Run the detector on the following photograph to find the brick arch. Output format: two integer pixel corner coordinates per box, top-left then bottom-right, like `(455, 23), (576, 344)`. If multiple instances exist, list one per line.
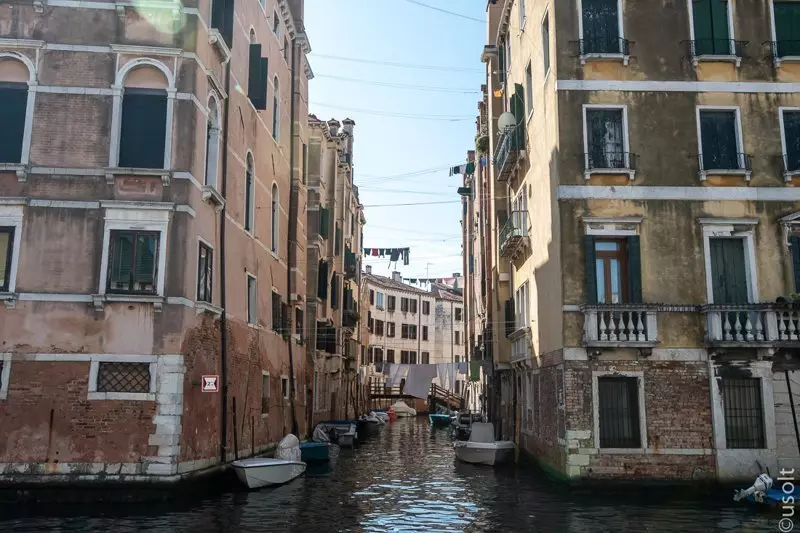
(0, 52), (36, 84)
(115, 58), (174, 89)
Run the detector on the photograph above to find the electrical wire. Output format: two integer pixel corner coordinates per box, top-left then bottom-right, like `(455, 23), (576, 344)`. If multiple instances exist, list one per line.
(310, 102), (473, 121)
(361, 200), (461, 207)
(309, 53), (483, 73)
(313, 73), (479, 94)
(400, 0), (485, 23)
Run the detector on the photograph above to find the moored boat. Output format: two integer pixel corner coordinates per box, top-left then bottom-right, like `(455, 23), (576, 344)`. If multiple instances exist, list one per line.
(299, 441), (331, 463)
(453, 422), (515, 466)
(391, 401), (417, 417)
(429, 413), (451, 427)
(314, 421), (358, 448)
(232, 458), (307, 489)
(734, 473), (799, 508)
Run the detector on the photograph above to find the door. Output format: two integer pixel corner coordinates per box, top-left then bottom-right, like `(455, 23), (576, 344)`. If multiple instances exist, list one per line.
(709, 238), (748, 304)
(692, 0), (731, 55)
(582, 0), (620, 54)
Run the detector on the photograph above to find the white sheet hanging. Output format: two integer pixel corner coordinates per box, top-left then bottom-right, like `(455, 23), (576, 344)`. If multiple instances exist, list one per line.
(404, 364), (438, 399)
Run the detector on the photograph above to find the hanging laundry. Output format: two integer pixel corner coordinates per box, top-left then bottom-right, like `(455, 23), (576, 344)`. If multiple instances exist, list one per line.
(457, 362), (469, 375)
(389, 248), (400, 262)
(371, 248), (379, 256)
(388, 364), (407, 388)
(470, 360), (481, 382)
(436, 364), (450, 390)
(449, 164), (466, 176)
(404, 364), (437, 399)
(379, 248), (386, 258)
(363, 248), (369, 256)
(403, 248), (410, 266)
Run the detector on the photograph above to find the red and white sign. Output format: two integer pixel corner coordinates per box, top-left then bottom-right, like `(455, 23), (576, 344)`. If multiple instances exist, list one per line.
(202, 375), (219, 392)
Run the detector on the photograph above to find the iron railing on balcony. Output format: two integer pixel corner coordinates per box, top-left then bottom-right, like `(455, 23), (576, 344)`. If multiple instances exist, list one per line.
(766, 40), (800, 60)
(499, 210), (529, 258)
(582, 304), (658, 346)
(577, 37), (631, 56)
(584, 150), (636, 172)
(685, 39), (748, 59)
(494, 124), (524, 182)
(697, 152), (752, 174)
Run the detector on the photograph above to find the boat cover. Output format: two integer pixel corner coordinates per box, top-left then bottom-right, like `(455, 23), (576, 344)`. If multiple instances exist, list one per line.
(469, 422), (495, 443)
(275, 434), (301, 463)
(391, 401), (417, 416)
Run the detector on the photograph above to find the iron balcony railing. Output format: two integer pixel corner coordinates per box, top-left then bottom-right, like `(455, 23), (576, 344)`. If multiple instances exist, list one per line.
(577, 37), (631, 56)
(697, 152), (752, 173)
(499, 210), (528, 257)
(685, 39), (748, 59)
(766, 40), (800, 60)
(584, 150), (636, 172)
(493, 124), (524, 182)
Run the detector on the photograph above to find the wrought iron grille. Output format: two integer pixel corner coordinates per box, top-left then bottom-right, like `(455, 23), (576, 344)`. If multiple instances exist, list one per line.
(721, 378), (765, 449)
(597, 376), (641, 448)
(97, 362), (151, 393)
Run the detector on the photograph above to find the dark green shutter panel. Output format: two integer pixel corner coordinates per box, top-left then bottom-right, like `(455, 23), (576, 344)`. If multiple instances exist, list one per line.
(0, 84), (27, 164)
(331, 274), (339, 309)
(785, 111), (800, 171)
(317, 260), (328, 299)
(248, 44), (266, 110)
(497, 44), (505, 85)
(791, 236), (800, 292)
(692, 0), (713, 54)
(511, 84), (526, 149)
(582, 0), (620, 53)
(135, 234), (157, 285)
(775, 3), (800, 57)
(700, 111), (737, 169)
(119, 89), (167, 169)
(212, 0), (235, 48)
(259, 57), (269, 106)
(584, 235), (598, 304)
(110, 233), (134, 288)
(710, 0), (730, 53)
(627, 236), (642, 303)
(709, 238), (748, 304)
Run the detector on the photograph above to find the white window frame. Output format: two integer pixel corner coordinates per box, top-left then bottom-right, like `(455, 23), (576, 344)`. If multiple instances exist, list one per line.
(576, 0), (628, 65)
(202, 92), (223, 203)
(0, 353), (11, 400)
(519, 0), (527, 30)
(524, 60), (533, 122)
(281, 375), (290, 400)
(88, 355), (158, 401)
(698, 218), (759, 304)
(272, 9), (281, 39)
(779, 106), (800, 182)
(686, 0), (740, 66)
(272, 76), (280, 142)
(376, 291), (385, 309)
(0, 204), (24, 296)
(196, 236), (214, 305)
(0, 52), (37, 174)
(261, 370), (270, 418)
(581, 104), (634, 180)
(542, 10), (551, 79)
(246, 272), (257, 325)
(695, 105), (750, 180)
(769, 0), (800, 67)
(97, 204), (172, 299)
(592, 370), (647, 452)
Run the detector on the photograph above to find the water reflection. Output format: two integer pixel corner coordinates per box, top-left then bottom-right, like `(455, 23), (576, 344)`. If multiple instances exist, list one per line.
(0, 418), (776, 532)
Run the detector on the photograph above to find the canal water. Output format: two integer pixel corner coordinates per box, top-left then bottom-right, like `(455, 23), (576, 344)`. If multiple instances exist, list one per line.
(0, 418), (777, 532)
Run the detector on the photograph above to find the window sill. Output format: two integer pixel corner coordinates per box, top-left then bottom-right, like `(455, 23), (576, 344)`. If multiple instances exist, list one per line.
(93, 294), (165, 312)
(584, 168), (636, 181)
(0, 292), (18, 309)
(784, 170), (800, 183)
(775, 56), (800, 68)
(88, 392), (155, 401)
(0, 163), (28, 182)
(508, 327), (530, 342)
(208, 29), (232, 63)
(106, 167), (172, 186)
(201, 185), (225, 210)
(697, 168), (751, 181)
(691, 54), (741, 68)
(269, 250), (280, 261)
(580, 53), (630, 66)
(195, 300), (223, 317)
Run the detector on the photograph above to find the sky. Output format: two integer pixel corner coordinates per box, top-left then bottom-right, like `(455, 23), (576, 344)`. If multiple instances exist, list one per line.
(303, 0), (486, 283)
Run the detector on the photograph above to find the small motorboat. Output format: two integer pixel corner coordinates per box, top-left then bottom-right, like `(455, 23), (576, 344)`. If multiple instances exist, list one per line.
(232, 434), (306, 489)
(391, 400), (417, 417)
(735, 472), (799, 508)
(451, 411), (480, 441)
(360, 413), (384, 436)
(429, 413), (451, 427)
(314, 421), (358, 448)
(453, 422), (515, 466)
(372, 410), (390, 424)
(299, 441), (332, 463)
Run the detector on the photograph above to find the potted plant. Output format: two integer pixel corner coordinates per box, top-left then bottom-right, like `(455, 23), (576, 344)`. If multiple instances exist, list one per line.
(475, 134), (489, 154)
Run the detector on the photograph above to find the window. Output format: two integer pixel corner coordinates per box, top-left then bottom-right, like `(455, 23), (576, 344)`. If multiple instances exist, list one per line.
(709, 237), (749, 305)
(119, 87), (167, 169)
(525, 62), (533, 118)
(375, 319), (384, 337)
(247, 274), (257, 325)
(301, 143), (308, 185)
(107, 231), (159, 294)
(272, 76), (280, 141)
(585, 235), (642, 304)
(387, 322), (396, 338)
(96, 362), (151, 393)
(318, 259), (328, 300)
(331, 273), (339, 309)
(335, 223), (342, 256)
(584, 107), (629, 170)
(691, 0), (732, 56)
(455, 331), (460, 345)
(698, 109), (746, 172)
(376, 292), (385, 309)
(261, 372), (270, 414)
(248, 43), (268, 110)
(514, 282), (530, 330)
(0, 227), (15, 292)
(721, 377), (765, 449)
(781, 109), (800, 174)
(388, 295), (396, 311)
(284, 37), (290, 63)
(281, 376), (289, 400)
(197, 242), (213, 303)
(422, 326), (428, 341)
(271, 184), (279, 253)
(272, 10), (281, 37)
(542, 13), (551, 75)
(401, 297), (409, 312)
(422, 300), (429, 315)
(370, 289), (375, 305)
(400, 351), (409, 364)
(295, 307), (303, 337)
(421, 352), (430, 364)
(410, 299), (418, 314)
(773, 2), (800, 58)
(409, 351), (417, 364)
(455, 307), (463, 321)
(581, 0), (623, 54)
(519, 0), (526, 27)
(386, 349), (395, 363)
(205, 96), (221, 188)
(410, 325), (417, 340)
(245, 153), (255, 231)
(401, 324), (409, 339)
(0, 81), (28, 164)
(597, 376), (641, 448)
(455, 380), (461, 395)
(373, 347), (384, 364)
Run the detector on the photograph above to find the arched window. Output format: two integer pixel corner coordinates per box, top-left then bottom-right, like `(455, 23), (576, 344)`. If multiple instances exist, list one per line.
(271, 183), (279, 253)
(205, 96), (221, 188)
(118, 63), (169, 169)
(245, 153), (254, 232)
(272, 76), (280, 141)
(0, 55), (33, 164)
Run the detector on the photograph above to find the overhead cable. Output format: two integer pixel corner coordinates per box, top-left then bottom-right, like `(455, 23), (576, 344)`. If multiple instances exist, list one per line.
(400, 0), (484, 23)
(310, 102), (473, 121)
(309, 53), (483, 73)
(313, 73), (479, 94)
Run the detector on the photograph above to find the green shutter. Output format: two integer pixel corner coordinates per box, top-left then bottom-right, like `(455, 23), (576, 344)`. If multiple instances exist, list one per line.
(709, 238), (748, 304)
(497, 44), (505, 85)
(317, 260), (328, 299)
(109, 233), (134, 289)
(0, 84), (27, 164)
(775, 3), (800, 57)
(710, 0), (730, 52)
(785, 111), (800, 170)
(692, 0), (713, 54)
(248, 44), (267, 110)
(791, 236), (800, 293)
(700, 111), (737, 169)
(134, 234), (157, 286)
(627, 236), (642, 303)
(584, 236), (598, 304)
(119, 89), (167, 169)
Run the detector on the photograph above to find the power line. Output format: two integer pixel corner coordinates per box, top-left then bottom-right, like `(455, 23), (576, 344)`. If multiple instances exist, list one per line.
(310, 102), (473, 121)
(313, 73), (479, 94)
(362, 200), (461, 207)
(309, 53), (483, 73)
(401, 0), (485, 23)
(365, 224), (460, 237)
(359, 185), (458, 196)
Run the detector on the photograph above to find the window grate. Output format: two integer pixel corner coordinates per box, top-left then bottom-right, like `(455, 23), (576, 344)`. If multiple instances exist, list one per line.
(97, 362), (151, 393)
(598, 376), (641, 448)
(722, 378), (765, 449)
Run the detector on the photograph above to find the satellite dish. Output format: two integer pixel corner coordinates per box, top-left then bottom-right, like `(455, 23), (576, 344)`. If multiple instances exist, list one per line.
(498, 112), (517, 130)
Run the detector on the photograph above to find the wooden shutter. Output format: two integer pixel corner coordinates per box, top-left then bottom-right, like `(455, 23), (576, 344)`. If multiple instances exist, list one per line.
(700, 111), (737, 169)
(317, 260), (328, 299)
(775, 3), (800, 56)
(790, 236), (800, 292)
(134, 234), (157, 289)
(709, 238), (748, 304)
(497, 44), (505, 85)
(109, 233), (134, 290)
(212, 0), (235, 48)
(627, 236), (642, 303)
(331, 273), (339, 309)
(0, 84), (27, 164)
(709, 0), (730, 52)
(785, 111), (800, 170)
(119, 89), (167, 169)
(584, 235), (598, 304)
(504, 298), (515, 337)
(248, 44), (267, 110)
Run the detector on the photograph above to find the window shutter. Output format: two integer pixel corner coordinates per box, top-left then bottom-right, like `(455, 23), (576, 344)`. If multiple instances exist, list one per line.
(317, 260), (328, 299)
(775, 3), (800, 56)
(259, 57), (269, 107)
(584, 235), (598, 304)
(0, 84), (27, 164)
(627, 236), (642, 303)
(709, 0), (730, 46)
(785, 111), (800, 170)
(497, 44), (506, 84)
(134, 234), (157, 286)
(791, 236), (800, 292)
(248, 44), (267, 110)
(119, 89), (167, 169)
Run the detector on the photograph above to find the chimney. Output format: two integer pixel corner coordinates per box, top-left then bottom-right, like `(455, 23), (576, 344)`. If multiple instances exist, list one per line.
(342, 117), (355, 136)
(327, 119), (340, 136)
(365, 265), (372, 275)
(453, 272), (461, 278)
(392, 271), (402, 283)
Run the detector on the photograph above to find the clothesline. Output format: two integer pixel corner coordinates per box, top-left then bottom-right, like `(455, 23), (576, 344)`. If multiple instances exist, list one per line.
(359, 361), (488, 398)
(363, 247), (410, 266)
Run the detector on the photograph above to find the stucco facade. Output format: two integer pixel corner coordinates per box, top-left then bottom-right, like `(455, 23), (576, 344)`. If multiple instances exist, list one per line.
(0, 0), (312, 482)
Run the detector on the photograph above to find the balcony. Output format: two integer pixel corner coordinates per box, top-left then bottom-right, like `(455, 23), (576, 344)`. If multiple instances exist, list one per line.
(499, 210), (529, 259)
(582, 304), (659, 349)
(783, 151), (800, 182)
(576, 37), (631, 65)
(685, 39), (748, 67)
(697, 152), (752, 181)
(494, 124), (524, 182)
(702, 304), (800, 348)
(584, 150), (637, 181)
(766, 40), (800, 68)
(343, 309), (359, 329)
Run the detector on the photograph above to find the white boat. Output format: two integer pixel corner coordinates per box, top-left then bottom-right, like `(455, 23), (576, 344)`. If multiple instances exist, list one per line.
(391, 400), (417, 417)
(453, 422), (515, 466)
(231, 457), (306, 488)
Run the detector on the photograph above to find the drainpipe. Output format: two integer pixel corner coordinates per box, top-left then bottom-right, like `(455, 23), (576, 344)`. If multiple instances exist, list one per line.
(219, 58), (231, 465)
(286, 36), (299, 437)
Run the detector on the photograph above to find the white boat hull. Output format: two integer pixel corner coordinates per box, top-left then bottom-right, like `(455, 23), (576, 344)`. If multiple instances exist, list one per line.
(232, 458), (306, 489)
(453, 441), (515, 466)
